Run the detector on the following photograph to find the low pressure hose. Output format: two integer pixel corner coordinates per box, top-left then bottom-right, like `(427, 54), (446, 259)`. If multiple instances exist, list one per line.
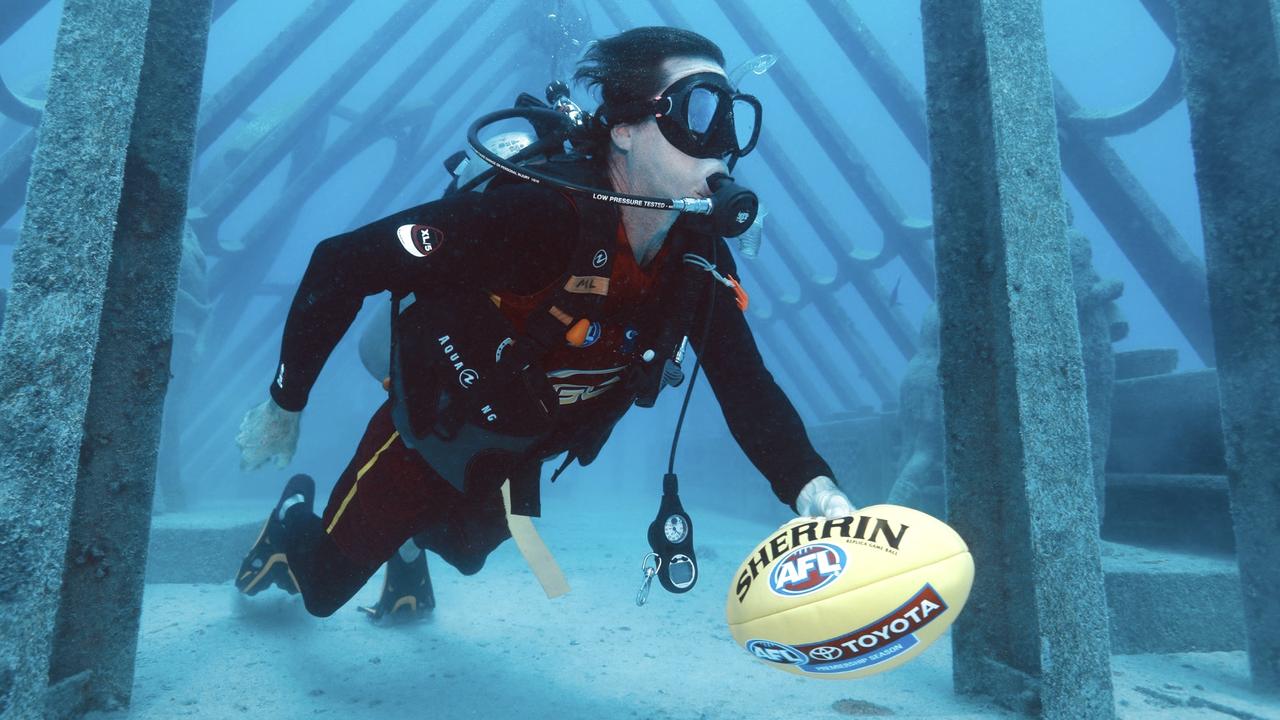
(467, 108), (759, 237)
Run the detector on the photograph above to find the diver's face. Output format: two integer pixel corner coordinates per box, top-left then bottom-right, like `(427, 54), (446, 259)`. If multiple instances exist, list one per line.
(614, 56), (730, 200)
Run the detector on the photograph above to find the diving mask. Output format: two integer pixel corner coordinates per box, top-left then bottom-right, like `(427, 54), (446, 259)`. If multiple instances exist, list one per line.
(605, 72), (762, 160)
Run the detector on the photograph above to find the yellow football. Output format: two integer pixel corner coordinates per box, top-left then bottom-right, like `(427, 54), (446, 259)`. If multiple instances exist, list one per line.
(725, 504), (974, 679)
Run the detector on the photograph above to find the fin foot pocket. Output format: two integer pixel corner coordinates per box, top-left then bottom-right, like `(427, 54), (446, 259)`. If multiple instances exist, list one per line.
(359, 549), (435, 623)
(234, 474), (315, 596)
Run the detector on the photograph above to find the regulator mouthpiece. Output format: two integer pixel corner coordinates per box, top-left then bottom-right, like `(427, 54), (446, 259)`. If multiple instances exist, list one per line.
(707, 173), (758, 238)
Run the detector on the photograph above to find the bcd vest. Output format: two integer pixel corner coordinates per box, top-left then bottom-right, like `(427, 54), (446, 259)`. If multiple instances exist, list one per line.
(388, 162), (718, 515)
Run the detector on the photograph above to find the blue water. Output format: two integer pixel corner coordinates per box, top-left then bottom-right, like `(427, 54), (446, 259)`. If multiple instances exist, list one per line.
(1, 1), (1273, 718)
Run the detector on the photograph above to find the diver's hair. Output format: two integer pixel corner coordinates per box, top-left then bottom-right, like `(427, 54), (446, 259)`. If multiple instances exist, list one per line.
(574, 26), (725, 115)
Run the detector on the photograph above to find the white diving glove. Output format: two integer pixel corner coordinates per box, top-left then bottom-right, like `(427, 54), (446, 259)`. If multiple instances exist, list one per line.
(795, 476), (856, 519)
(236, 398), (301, 471)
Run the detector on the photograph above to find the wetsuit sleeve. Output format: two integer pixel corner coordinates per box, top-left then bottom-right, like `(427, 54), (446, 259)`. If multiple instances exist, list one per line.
(268, 184), (577, 412)
(690, 253), (836, 511)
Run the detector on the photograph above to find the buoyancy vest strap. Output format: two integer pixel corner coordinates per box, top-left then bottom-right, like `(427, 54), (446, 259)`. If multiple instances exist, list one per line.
(522, 199), (618, 350)
(625, 231), (711, 408)
(501, 478), (570, 599)
(548, 453), (574, 483)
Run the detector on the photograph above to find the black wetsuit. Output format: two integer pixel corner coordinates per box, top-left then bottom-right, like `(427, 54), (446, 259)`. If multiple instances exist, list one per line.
(267, 181), (834, 615)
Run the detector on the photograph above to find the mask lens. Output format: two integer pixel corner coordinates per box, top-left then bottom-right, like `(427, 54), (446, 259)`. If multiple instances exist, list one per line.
(732, 98), (759, 154)
(686, 87), (720, 136)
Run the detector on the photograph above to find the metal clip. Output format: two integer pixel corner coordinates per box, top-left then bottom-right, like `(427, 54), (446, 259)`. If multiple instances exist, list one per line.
(682, 253), (735, 288)
(636, 552), (661, 606)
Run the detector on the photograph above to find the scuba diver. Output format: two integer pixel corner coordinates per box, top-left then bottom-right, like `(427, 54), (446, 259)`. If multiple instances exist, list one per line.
(233, 26), (855, 620)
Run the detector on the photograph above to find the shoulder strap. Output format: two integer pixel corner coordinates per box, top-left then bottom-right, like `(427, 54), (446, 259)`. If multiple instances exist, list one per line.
(521, 196), (618, 352)
(626, 229), (716, 408)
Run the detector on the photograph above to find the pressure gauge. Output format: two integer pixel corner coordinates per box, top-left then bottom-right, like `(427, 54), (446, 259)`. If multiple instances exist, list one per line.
(664, 514), (688, 543)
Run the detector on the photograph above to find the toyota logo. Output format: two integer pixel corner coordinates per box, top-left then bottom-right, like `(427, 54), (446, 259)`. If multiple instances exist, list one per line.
(808, 646), (842, 662)
(458, 369), (479, 388)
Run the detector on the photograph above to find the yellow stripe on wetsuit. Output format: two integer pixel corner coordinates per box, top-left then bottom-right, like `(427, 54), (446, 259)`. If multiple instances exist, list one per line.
(325, 431), (400, 534)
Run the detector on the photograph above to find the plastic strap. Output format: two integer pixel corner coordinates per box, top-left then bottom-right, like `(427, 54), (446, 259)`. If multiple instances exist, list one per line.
(501, 479), (570, 599)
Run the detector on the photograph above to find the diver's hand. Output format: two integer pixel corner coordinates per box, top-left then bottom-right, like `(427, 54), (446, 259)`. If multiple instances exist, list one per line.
(235, 398), (301, 471)
(795, 476), (856, 519)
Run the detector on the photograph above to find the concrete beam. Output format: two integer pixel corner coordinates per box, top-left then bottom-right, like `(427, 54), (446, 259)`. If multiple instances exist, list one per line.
(1173, 0), (1280, 693)
(0, 0), (211, 714)
(922, 1), (1115, 716)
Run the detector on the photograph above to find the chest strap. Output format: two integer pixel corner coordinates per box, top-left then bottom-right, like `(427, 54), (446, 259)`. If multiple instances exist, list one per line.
(520, 197), (618, 352)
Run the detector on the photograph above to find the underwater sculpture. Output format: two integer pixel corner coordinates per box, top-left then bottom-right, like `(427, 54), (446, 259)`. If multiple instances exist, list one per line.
(888, 227), (1127, 525)
(887, 303), (945, 517)
(154, 223), (212, 512)
(1068, 227), (1127, 525)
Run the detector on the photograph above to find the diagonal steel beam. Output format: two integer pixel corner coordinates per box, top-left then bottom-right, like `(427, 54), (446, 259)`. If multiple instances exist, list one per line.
(2, 0), (339, 227)
(766, 221), (898, 405)
(197, 0), (354, 155)
(806, 0), (930, 161)
(193, 61), (519, 392)
(188, 0), (439, 250)
(383, 36), (537, 214)
(598, 0), (912, 407)
(710, 0), (936, 297)
(732, 260), (860, 407)
(212, 0), (238, 22)
(0, 128), (36, 224)
(0, 72), (42, 126)
(0, 0), (52, 45)
(636, 0), (917, 360)
(744, 265), (852, 418)
(199, 22), (514, 380)
(181, 299), (292, 475)
(806, 0), (1213, 364)
(1138, 0), (1178, 41)
(742, 220), (901, 408)
(734, 168), (898, 405)
(755, 132), (918, 358)
(1055, 81), (1214, 364)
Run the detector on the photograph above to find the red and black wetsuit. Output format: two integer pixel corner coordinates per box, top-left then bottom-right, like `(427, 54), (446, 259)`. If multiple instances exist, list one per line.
(268, 181), (834, 616)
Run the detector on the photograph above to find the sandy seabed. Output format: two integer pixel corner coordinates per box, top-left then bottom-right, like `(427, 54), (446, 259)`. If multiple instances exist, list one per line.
(86, 506), (1276, 720)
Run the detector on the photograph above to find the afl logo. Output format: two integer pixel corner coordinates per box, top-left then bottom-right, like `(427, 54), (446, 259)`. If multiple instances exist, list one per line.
(397, 224), (445, 258)
(592, 249), (608, 268)
(769, 543), (846, 597)
(458, 368), (479, 388)
(746, 639), (805, 665)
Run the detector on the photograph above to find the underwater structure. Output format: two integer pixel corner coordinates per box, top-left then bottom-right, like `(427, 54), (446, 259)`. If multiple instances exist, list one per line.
(0, 0), (1276, 718)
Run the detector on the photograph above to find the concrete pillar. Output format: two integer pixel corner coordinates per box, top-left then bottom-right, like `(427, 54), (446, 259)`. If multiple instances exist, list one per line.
(1173, 0), (1280, 693)
(921, 1), (1115, 717)
(0, 0), (211, 715)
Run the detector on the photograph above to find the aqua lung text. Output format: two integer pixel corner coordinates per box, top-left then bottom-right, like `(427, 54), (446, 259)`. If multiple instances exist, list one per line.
(437, 335), (478, 389)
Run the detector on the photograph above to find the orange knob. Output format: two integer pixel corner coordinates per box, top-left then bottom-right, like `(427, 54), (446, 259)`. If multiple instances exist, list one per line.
(565, 318), (591, 346)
